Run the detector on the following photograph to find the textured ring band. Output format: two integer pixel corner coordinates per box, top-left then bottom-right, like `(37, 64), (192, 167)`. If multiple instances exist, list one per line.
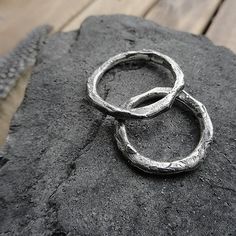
(87, 49), (184, 119)
(115, 87), (213, 174)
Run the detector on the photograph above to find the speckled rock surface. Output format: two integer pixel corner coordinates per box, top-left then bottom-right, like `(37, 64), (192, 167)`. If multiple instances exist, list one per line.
(0, 15), (235, 236)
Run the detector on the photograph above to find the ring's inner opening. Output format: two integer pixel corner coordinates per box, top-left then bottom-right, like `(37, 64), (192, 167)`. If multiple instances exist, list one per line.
(124, 97), (200, 162)
(97, 59), (174, 107)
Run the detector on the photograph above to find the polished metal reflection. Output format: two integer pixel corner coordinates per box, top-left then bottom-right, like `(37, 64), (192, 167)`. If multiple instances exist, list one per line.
(87, 49), (184, 119)
(115, 87), (213, 174)
(87, 50), (213, 174)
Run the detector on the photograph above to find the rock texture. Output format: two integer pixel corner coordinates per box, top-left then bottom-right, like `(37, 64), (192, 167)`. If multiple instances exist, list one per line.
(0, 15), (236, 236)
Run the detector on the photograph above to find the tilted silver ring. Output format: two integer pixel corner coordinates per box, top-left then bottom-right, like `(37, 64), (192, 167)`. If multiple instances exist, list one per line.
(115, 87), (213, 174)
(87, 49), (184, 119)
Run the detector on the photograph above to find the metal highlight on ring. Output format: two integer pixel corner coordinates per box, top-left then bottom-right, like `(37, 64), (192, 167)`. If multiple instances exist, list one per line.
(87, 49), (184, 119)
(115, 87), (213, 174)
(87, 50), (213, 174)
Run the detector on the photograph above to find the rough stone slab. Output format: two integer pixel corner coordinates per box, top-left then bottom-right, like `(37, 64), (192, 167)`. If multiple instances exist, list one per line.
(0, 15), (236, 235)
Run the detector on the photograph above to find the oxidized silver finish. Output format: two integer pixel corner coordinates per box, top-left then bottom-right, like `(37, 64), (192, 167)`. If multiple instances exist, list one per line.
(87, 49), (184, 119)
(115, 87), (213, 174)
(87, 50), (213, 174)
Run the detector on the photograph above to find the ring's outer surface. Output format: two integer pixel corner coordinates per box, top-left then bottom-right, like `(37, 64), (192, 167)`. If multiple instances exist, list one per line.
(115, 87), (213, 174)
(87, 49), (184, 119)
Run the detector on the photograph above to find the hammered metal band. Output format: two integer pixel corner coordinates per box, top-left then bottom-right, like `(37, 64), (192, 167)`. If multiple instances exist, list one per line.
(87, 50), (213, 174)
(87, 49), (184, 119)
(115, 87), (213, 174)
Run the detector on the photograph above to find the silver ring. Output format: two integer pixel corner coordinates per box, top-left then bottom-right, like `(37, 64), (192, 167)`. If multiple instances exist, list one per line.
(115, 87), (213, 174)
(87, 49), (184, 119)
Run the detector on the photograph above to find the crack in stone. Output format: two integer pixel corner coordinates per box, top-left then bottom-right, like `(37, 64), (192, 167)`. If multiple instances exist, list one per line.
(202, 177), (236, 193)
(44, 75), (114, 234)
(45, 83), (111, 233)
(68, 28), (81, 52)
(0, 153), (8, 169)
(44, 114), (107, 234)
(48, 113), (107, 201)
(47, 95), (110, 201)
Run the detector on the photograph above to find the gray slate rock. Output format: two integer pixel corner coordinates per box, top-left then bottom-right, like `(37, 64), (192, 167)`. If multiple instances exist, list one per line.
(0, 15), (236, 236)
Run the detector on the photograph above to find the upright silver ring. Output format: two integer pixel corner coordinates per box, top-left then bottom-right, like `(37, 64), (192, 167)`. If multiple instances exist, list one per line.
(115, 87), (213, 174)
(87, 49), (184, 119)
